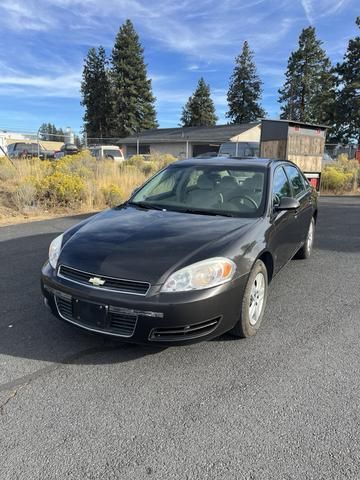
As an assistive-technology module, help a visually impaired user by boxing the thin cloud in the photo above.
[0,0,54,31]
[301,0,314,24]
[0,72,81,98]
[300,0,350,24]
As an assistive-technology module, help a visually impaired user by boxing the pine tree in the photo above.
[278,27,336,125]
[334,17,360,143]
[38,123,66,141]
[180,78,217,127]
[111,19,157,137]
[226,41,266,123]
[81,46,113,140]
[39,123,49,140]
[57,128,65,141]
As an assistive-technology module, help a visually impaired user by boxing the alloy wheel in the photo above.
[248,272,266,326]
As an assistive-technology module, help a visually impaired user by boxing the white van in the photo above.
[90,145,124,162]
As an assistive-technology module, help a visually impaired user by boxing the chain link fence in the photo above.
[324,144,358,162]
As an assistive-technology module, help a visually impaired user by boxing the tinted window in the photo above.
[103,149,121,157]
[14,143,29,151]
[284,165,306,197]
[273,167,291,205]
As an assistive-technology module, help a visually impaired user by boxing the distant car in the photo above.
[7,142,54,160]
[54,143,79,160]
[90,145,124,162]
[42,157,317,345]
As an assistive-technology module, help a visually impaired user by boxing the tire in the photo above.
[296,217,315,260]
[230,259,268,338]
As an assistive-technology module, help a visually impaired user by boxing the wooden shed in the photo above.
[260,119,327,184]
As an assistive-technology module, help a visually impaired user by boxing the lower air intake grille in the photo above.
[54,296,137,337]
[56,295,72,321]
[108,308,137,337]
[149,317,221,342]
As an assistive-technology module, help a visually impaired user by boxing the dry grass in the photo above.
[0,152,176,223]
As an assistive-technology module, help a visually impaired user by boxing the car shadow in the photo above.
[0,232,165,367]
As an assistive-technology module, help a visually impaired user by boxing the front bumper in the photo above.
[41,262,248,345]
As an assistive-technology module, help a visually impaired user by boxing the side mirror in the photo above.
[275,196,300,211]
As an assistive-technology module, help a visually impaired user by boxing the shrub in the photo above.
[0,151,177,220]
[321,167,353,193]
[149,152,176,169]
[12,181,37,212]
[55,153,97,178]
[142,161,157,176]
[123,153,176,176]
[0,158,17,181]
[123,155,146,171]
[101,183,124,207]
[36,171,85,206]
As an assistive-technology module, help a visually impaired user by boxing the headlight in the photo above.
[161,257,236,292]
[48,234,63,269]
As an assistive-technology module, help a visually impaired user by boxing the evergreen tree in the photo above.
[226,41,266,123]
[334,17,360,143]
[38,123,66,142]
[278,27,336,125]
[39,123,49,140]
[57,128,65,141]
[111,19,157,137]
[81,46,113,139]
[180,78,217,127]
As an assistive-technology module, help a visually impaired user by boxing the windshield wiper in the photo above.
[178,207,235,217]
[128,201,165,211]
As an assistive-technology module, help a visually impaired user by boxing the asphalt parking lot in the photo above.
[1,196,360,479]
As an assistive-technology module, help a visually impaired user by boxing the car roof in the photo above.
[174,156,277,168]
[90,145,120,149]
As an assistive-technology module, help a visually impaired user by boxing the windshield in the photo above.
[103,149,121,157]
[15,143,38,151]
[130,164,267,218]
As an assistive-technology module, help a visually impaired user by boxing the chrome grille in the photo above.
[58,265,150,295]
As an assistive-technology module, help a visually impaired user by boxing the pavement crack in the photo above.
[0,383,28,415]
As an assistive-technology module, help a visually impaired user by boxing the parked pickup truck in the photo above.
[7,142,54,160]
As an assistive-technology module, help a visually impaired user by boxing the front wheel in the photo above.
[230,259,268,338]
[296,217,315,259]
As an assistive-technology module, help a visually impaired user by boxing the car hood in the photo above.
[59,205,255,284]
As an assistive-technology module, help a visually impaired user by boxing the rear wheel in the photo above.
[230,259,268,338]
[296,217,315,259]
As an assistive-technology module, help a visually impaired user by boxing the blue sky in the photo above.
[0,0,358,135]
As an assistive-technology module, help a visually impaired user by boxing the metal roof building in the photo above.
[119,122,261,158]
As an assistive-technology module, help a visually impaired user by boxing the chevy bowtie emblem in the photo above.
[89,276,105,286]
